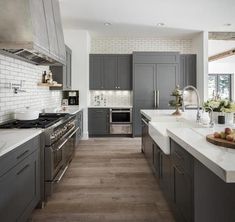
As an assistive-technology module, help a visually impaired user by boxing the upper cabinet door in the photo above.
[42,0,59,58]
[29,0,49,54]
[89,55,104,90]
[180,54,196,88]
[117,55,132,90]
[103,55,117,90]
[51,0,66,63]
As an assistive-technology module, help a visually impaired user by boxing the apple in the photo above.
[225,127,233,135]
[226,134,234,141]
[214,132,221,138]
[220,132,226,139]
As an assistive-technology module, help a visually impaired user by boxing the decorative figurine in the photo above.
[169,85,182,116]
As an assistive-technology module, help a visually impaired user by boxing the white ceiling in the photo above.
[59,0,235,38]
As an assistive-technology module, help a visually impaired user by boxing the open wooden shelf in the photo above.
[37,83,62,87]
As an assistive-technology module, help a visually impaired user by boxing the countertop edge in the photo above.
[0,130,42,158]
[167,129,229,183]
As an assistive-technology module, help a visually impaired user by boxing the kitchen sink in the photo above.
[149,120,207,155]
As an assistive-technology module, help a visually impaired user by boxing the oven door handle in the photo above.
[53,165,69,183]
[111,110,131,113]
[55,126,79,152]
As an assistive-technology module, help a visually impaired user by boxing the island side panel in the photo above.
[194,159,235,222]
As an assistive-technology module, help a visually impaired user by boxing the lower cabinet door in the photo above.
[0,150,40,222]
[160,153,172,200]
[173,165,193,222]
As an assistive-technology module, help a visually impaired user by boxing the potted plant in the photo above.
[203,99,235,124]
[169,85,183,116]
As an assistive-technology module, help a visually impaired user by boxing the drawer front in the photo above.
[0,135,40,177]
[171,139,193,176]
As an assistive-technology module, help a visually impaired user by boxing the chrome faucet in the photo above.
[207,107,215,128]
[182,85,201,123]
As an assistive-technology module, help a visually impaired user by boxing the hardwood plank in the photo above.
[31,138,175,222]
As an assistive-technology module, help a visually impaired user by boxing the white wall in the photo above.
[63,29,90,140]
[192,31,209,101]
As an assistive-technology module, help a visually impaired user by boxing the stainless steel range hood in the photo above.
[0,0,66,65]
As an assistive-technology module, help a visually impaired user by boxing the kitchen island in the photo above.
[141,109,235,222]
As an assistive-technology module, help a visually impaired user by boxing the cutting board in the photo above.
[206,134,235,149]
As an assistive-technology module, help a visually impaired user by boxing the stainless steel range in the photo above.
[0,113,79,201]
[42,114,79,199]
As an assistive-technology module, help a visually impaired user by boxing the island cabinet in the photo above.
[0,136,41,222]
[89,54,132,90]
[88,108,110,137]
[171,139,194,222]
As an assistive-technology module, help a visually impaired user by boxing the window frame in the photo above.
[208,73,233,101]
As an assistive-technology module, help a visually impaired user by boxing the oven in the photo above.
[110,108,132,135]
[44,116,79,198]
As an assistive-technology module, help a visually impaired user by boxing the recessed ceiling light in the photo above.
[156,23,165,27]
[224,23,232,27]
[104,22,112,26]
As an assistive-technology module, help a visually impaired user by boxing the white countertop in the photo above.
[0,129,42,158]
[44,106,83,115]
[141,109,235,183]
[0,106,83,158]
[89,105,133,108]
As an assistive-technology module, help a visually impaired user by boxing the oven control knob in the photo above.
[50,134,56,140]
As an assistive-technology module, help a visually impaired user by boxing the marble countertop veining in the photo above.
[0,129,42,158]
[140,109,235,183]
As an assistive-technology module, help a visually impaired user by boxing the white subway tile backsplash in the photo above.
[0,55,62,123]
[91,37,193,54]
[90,91,132,107]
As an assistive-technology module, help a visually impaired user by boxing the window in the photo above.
[208,74,232,100]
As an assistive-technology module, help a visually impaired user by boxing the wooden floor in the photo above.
[31,138,175,222]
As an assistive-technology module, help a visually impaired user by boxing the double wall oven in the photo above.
[110,108,132,135]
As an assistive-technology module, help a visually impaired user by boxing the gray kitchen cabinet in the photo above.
[171,139,194,222]
[88,108,109,136]
[43,0,59,59]
[180,54,196,88]
[134,64,155,136]
[117,55,132,90]
[50,45,72,90]
[76,110,83,143]
[51,0,66,63]
[89,54,132,90]
[103,55,117,90]
[153,143,161,178]
[159,150,172,200]
[133,52,180,136]
[0,136,40,222]
[89,55,104,89]
[156,63,179,109]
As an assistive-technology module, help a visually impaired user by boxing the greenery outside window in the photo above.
[208,74,233,100]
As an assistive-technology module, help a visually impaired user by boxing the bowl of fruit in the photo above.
[206,128,235,149]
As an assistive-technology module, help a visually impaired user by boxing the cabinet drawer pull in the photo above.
[17,150,29,160]
[17,164,30,175]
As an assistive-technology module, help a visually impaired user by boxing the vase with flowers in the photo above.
[203,99,235,124]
